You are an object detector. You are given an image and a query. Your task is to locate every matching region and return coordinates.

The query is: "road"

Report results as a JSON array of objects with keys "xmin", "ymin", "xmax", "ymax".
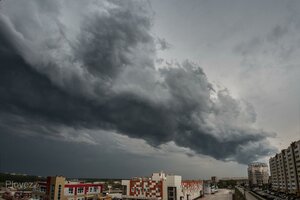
[
  {"xmin": 202, "ymin": 189, "xmax": 233, "ymax": 200},
  {"xmin": 236, "ymin": 187, "xmax": 264, "ymax": 200},
  {"xmin": 245, "ymin": 191, "xmax": 260, "ymax": 200}
]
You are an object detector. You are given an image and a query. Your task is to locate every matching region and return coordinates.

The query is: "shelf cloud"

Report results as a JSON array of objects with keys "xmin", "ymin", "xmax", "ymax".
[{"xmin": 0, "ymin": 0, "xmax": 276, "ymax": 165}]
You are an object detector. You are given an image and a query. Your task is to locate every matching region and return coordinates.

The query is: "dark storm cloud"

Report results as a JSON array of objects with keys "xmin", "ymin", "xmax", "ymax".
[
  {"xmin": 0, "ymin": 0, "xmax": 276, "ymax": 164},
  {"xmin": 75, "ymin": 1, "xmax": 154, "ymax": 79}
]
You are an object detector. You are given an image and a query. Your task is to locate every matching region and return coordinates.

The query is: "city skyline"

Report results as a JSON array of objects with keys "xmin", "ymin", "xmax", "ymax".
[{"xmin": 0, "ymin": 0, "xmax": 300, "ymax": 179}]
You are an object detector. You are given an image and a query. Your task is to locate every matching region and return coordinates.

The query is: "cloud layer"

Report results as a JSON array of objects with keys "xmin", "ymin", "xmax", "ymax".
[{"xmin": 0, "ymin": 0, "xmax": 276, "ymax": 164}]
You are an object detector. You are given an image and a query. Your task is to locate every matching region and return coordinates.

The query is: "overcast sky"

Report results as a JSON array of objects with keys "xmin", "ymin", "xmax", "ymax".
[{"xmin": 0, "ymin": 0, "xmax": 299, "ymax": 179}]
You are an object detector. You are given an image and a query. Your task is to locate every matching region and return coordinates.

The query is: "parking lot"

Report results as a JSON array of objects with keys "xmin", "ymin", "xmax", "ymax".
[{"xmin": 237, "ymin": 187, "xmax": 300, "ymax": 200}]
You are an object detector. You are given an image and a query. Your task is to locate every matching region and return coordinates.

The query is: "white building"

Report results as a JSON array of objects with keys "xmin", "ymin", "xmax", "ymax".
[{"xmin": 248, "ymin": 163, "xmax": 269, "ymax": 187}]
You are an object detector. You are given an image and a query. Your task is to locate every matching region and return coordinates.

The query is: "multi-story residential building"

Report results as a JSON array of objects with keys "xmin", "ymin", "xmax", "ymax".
[
  {"xmin": 269, "ymin": 140, "xmax": 300, "ymax": 196},
  {"xmin": 248, "ymin": 162, "xmax": 269, "ymax": 187},
  {"xmin": 121, "ymin": 172, "xmax": 203, "ymax": 200},
  {"xmin": 32, "ymin": 176, "xmax": 103, "ymax": 200}
]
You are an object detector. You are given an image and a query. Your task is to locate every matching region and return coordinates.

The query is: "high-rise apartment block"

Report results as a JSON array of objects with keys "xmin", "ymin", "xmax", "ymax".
[
  {"xmin": 248, "ymin": 162, "xmax": 269, "ymax": 187},
  {"xmin": 269, "ymin": 140, "xmax": 300, "ymax": 195}
]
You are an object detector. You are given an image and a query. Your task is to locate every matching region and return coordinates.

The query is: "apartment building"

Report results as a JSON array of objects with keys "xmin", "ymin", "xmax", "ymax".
[
  {"xmin": 32, "ymin": 176, "xmax": 103, "ymax": 200},
  {"xmin": 269, "ymin": 140, "xmax": 300, "ymax": 195},
  {"xmin": 248, "ymin": 162, "xmax": 269, "ymax": 187},
  {"xmin": 121, "ymin": 172, "xmax": 203, "ymax": 200}
]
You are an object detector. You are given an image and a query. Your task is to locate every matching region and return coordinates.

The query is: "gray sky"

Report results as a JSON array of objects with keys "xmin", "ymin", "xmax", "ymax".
[{"xmin": 0, "ymin": 0, "xmax": 299, "ymax": 179}]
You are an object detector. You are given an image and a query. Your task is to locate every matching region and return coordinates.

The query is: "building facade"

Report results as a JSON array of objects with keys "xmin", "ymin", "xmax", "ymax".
[
  {"xmin": 248, "ymin": 163, "xmax": 269, "ymax": 187},
  {"xmin": 181, "ymin": 180, "xmax": 203, "ymax": 200},
  {"xmin": 269, "ymin": 140, "xmax": 300, "ymax": 195},
  {"xmin": 122, "ymin": 172, "xmax": 203, "ymax": 200},
  {"xmin": 32, "ymin": 176, "xmax": 103, "ymax": 200}
]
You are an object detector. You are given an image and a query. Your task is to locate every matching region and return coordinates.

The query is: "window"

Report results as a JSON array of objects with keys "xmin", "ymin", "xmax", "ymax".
[
  {"xmin": 40, "ymin": 187, "xmax": 46, "ymax": 192},
  {"xmin": 58, "ymin": 185, "xmax": 61, "ymax": 200},
  {"xmin": 50, "ymin": 184, "xmax": 55, "ymax": 200},
  {"xmin": 167, "ymin": 187, "xmax": 177, "ymax": 200},
  {"xmin": 77, "ymin": 187, "xmax": 84, "ymax": 194},
  {"xmin": 94, "ymin": 187, "xmax": 97, "ymax": 192},
  {"xmin": 122, "ymin": 185, "xmax": 127, "ymax": 195},
  {"xmin": 69, "ymin": 188, "xmax": 73, "ymax": 194}
]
